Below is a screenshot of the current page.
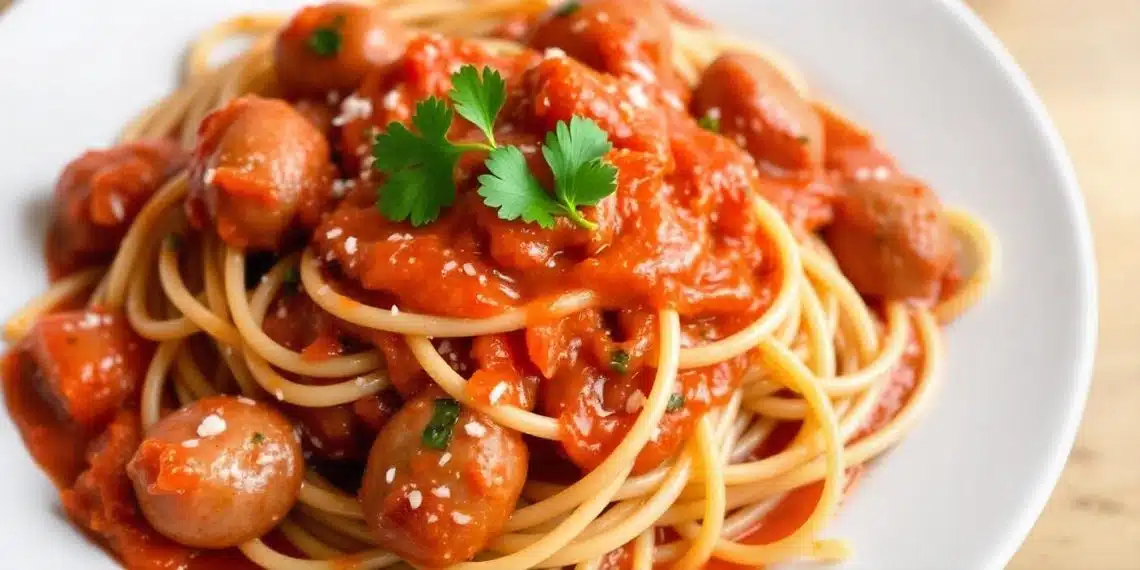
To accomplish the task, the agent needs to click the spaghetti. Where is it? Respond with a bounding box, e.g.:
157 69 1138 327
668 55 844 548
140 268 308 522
2 1 996 569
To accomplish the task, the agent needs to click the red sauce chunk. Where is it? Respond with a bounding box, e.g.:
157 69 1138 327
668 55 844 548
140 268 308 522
2 2 970 568
187 96 335 250
307 34 794 475
18 309 153 432
49 139 186 279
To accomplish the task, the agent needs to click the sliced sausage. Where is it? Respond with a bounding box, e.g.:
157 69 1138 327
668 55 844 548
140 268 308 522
360 393 528 567
275 2 410 98
692 51 824 172
528 0 683 96
127 396 304 548
20 309 153 431
50 139 186 277
824 176 956 301
186 96 334 250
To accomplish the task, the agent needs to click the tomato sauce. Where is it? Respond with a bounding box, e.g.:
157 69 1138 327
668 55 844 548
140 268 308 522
311 35 789 473
7 0 964 567
4 355 255 569
702 332 927 570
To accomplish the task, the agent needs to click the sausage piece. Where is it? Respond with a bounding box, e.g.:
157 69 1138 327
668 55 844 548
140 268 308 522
186 96 334 250
824 176 956 301
360 393 528 567
692 51 823 171
50 139 186 277
126 396 304 548
528 0 681 93
275 2 410 98
21 309 153 431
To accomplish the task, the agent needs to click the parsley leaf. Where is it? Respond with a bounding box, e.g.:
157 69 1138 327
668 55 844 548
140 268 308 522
554 0 581 17
371 65 617 230
698 113 720 133
373 98 461 226
477 116 618 230
422 399 462 450
478 146 561 227
307 27 342 57
666 393 685 412
609 349 631 374
540 116 618 229
283 266 300 285
449 66 507 147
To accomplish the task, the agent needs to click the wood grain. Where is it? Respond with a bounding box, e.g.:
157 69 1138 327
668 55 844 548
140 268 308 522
961 1 1138 568
0 0 1130 566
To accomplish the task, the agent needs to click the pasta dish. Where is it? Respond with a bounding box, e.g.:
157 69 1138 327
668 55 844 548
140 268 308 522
1 0 996 569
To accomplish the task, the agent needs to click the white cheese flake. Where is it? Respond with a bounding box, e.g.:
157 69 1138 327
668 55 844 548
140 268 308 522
237 396 256 406
438 452 452 466
464 421 487 438
489 382 507 405
332 94 373 127
109 194 125 221
196 414 227 438
432 486 451 499
451 511 472 525
344 236 358 255
331 179 355 198
382 90 401 110
181 439 200 448
326 227 343 239
407 489 423 510
462 263 477 276
625 390 646 414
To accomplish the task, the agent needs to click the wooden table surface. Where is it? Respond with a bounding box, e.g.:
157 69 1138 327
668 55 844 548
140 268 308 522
0 0 1132 567
962 1 1138 568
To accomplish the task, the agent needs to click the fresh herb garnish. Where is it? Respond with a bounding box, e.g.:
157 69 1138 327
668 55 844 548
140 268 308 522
609 349 631 375
422 398 462 450
306 16 344 58
666 393 685 412
280 266 301 294
371 65 618 229
164 233 183 251
554 0 581 17
796 135 810 145
479 146 561 227
448 66 507 148
251 432 266 445
373 97 465 226
307 28 342 57
698 113 720 133
539 117 617 230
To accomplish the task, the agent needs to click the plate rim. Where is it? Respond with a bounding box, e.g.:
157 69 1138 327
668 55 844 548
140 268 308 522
0 0 1100 568
932 1 1098 567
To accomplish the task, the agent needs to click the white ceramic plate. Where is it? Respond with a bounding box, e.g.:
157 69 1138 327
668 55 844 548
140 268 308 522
0 0 1096 568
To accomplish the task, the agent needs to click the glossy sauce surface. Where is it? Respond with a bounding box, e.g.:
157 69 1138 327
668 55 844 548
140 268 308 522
4 0 963 567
